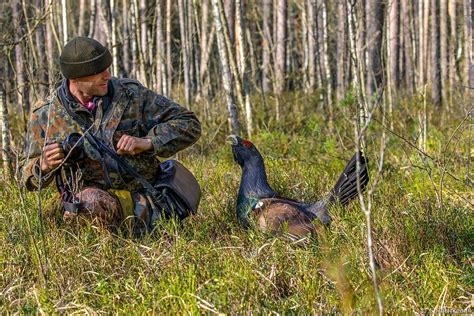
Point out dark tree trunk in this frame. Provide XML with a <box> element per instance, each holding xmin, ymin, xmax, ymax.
<box><xmin>366</xmin><ymin>0</ymin><xmax>384</xmax><ymax>98</ymax></box>
<box><xmin>431</xmin><ymin>0</ymin><xmax>441</xmax><ymax>106</ymax></box>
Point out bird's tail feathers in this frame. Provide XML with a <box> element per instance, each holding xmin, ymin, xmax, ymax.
<box><xmin>330</xmin><ymin>152</ymin><xmax>369</xmax><ymax>206</ymax></box>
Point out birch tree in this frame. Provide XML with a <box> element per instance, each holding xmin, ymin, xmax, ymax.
<box><xmin>155</xmin><ymin>0</ymin><xmax>165</xmax><ymax>95</ymax></box>
<box><xmin>0</xmin><ymin>85</ymin><xmax>11</xmax><ymax>179</ymax></box>
<box><xmin>387</xmin><ymin>0</ymin><xmax>399</xmax><ymax>95</ymax></box>
<box><xmin>61</xmin><ymin>0</ymin><xmax>68</xmax><ymax>44</ymax></box>
<box><xmin>262</xmin><ymin>0</ymin><xmax>272</xmax><ymax>92</ymax></box>
<box><xmin>88</xmin><ymin>0</ymin><xmax>97</xmax><ymax>38</ymax></box>
<box><xmin>448</xmin><ymin>0</ymin><xmax>457</xmax><ymax>99</ymax></box>
<box><xmin>166</xmin><ymin>0</ymin><xmax>173</xmax><ymax>97</ymax></box>
<box><xmin>274</xmin><ymin>0</ymin><xmax>287</xmax><ymax>95</ymax></box>
<box><xmin>305</xmin><ymin>0</ymin><xmax>316</xmax><ymax>92</ymax></box>
<box><xmin>212</xmin><ymin>0</ymin><xmax>240</xmax><ymax>135</ymax></box>
<box><xmin>236</xmin><ymin>0</ymin><xmax>253</xmax><ymax>136</ymax></box>
<box><xmin>178</xmin><ymin>0</ymin><xmax>192</xmax><ymax>105</ymax></box>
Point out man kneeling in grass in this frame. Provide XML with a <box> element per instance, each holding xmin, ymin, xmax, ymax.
<box><xmin>21</xmin><ymin>37</ymin><xmax>201</xmax><ymax>235</ymax></box>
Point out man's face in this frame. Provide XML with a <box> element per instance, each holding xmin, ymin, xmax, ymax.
<box><xmin>71</xmin><ymin>69</ymin><xmax>111</xmax><ymax>97</ymax></box>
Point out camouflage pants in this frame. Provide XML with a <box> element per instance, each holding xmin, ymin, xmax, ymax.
<box><xmin>62</xmin><ymin>187</ymin><xmax>156</xmax><ymax>235</ymax></box>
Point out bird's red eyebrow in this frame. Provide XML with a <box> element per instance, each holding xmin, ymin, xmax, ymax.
<box><xmin>242</xmin><ymin>140</ymin><xmax>253</xmax><ymax>148</ymax></box>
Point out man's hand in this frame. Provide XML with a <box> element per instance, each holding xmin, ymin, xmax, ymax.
<box><xmin>116</xmin><ymin>135</ymin><xmax>153</xmax><ymax>155</ymax></box>
<box><xmin>41</xmin><ymin>142</ymin><xmax>65</xmax><ymax>173</ymax></box>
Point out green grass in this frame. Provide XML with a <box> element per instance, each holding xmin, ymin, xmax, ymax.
<box><xmin>1</xmin><ymin>96</ymin><xmax>472</xmax><ymax>313</ymax></box>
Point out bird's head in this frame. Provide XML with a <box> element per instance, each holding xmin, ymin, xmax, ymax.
<box><xmin>227</xmin><ymin>135</ymin><xmax>264</xmax><ymax>167</ymax></box>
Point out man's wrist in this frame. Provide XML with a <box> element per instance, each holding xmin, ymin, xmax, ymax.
<box><xmin>142</xmin><ymin>137</ymin><xmax>154</xmax><ymax>152</ymax></box>
<box><xmin>33</xmin><ymin>160</ymin><xmax>53</xmax><ymax>180</ymax></box>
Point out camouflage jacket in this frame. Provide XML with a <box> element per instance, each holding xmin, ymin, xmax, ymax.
<box><xmin>22</xmin><ymin>78</ymin><xmax>201</xmax><ymax>192</ymax></box>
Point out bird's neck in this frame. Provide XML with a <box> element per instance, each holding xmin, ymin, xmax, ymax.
<box><xmin>236</xmin><ymin>158</ymin><xmax>276</xmax><ymax>220</ymax></box>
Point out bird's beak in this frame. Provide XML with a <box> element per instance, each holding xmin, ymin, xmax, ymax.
<box><xmin>226</xmin><ymin>135</ymin><xmax>239</xmax><ymax>146</ymax></box>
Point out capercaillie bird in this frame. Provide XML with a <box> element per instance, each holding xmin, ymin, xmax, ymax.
<box><xmin>228</xmin><ymin>135</ymin><xmax>369</xmax><ymax>238</ymax></box>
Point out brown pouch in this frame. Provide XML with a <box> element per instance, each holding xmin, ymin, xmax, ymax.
<box><xmin>153</xmin><ymin>160</ymin><xmax>201</xmax><ymax>219</ymax></box>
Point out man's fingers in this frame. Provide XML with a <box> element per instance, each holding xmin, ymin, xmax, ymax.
<box><xmin>117</xmin><ymin>135</ymin><xmax>132</xmax><ymax>150</ymax></box>
<box><xmin>45</xmin><ymin>147</ymin><xmax>64</xmax><ymax>158</ymax></box>
<box><xmin>49</xmin><ymin>152</ymin><xmax>65</xmax><ymax>161</ymax></box>
<box><xmin>124</xmin><ymin>139</ymin><xmax>136</xmax><ymax>152</ymax></box>
<box><xmin>117</xmin><ymin>135</ymin><xmax>126</xmax><ymax>149</ymax></box>
<box><xmin>117</xmin><ymin>135</ymin><xmax>139</xmax><ymax>154</ymax></box>
<box><xmin>44</xmin><ymin>142</ymin><xmax>61</xmax><ymax>151</ymax></box>
<box><xmin>49</xmin><ymin>158</ymin><xmax>64</xmax><ymax>168</ymax></box>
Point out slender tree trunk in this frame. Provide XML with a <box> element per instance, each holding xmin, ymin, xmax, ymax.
<box><xmin>110</xmin><ymin>0</ymin><xmax>118</xmax><ymax>76</ymax></box>
<box><xmin>187</xmin><ymin>0</ymin><xmax>195</xmax><ymax>97</ymax></box>
<box><xmin>448</xmin><ymin>0</ymin><xmax>457</xmax><ymax>101</ymax></box>
<box><xmin>423</xmin><ymin>0</ymin><xmax>431</xmax><ymax>86</ymax></box>
<box><xmin>178</xmin><ymin>0</ymin><xmax>192</xmax><ymax>105</ymax></box>
<box><xmin>139</xmin><ymin>0</ymin><xmax>148</xmax><ymax>85</ymax></box>
<box><xmin>35</xmin><ymin>0</ymin><xmax>49</xmax><ymax>98</ymax></box>
<box><xmin>307</xmin><ymin>0</ymin><xmax>316</xmax><ymax>92</ymax></box>
<box><xmin>0</xmin><ymin>87</ymin><xmax>12</xmax><ymax>179</ymax></box>
<box><xmin>322</xmin><ymin>0</ymin><xmax>332</xmax><ymax>118</ymax></box>
<box><xmin>431</xmin><ymin>0</ymin><xmax>441</xmax><ymax>106</ymax></box>
<box><xmin>166</xmin><ymin>0</ymin><xmax>173</xmax><ymax>97</ymax></box>
<box><xmin>401</xmin><ymin>0</ymin><xmax>414</xmax><ymax>95</ymax></box>
<box><xmin>440</xmin><ymin>0</ymin><xmax>448</xmax><ymax>103</ymax></box>
<box><xmin>366</xmin><ymin>0</ymin><xmax>384</xmax><ymax>99</ymax></box>
<box><xmin>122</xmin><ymin>0</ymin><xmax>130</xmax><ymax>76</ymax></box>
<box><xmin>388</xmin><ymin>0</ymin><xmax>399</xmax><ymax>94</ymax></box>
<box><xmin>78</xmin><ymin>0</ymin><xmax>86</xmax><ymax>35</ymax></box>
<box><xmin>275</xmin><ymin>0</ymin><xmax>287</xmax><ymax>95</ymax></box>
<box><xmin>262</xmin><ymin>0</ymin><xmax>272</xmax><ymax>92</ymax></box>
<box><xmin>199</xmin><ymin>0</ymin><xmax>214</xmax><ymax>100</ymax></box>
<box><xmin>236</xmin><ymin>0</ymin><xmax>253</xmax><ymax>136</ymax></box>
<box><xmin>61</xmin><ymin>0</ymin><xmax>68</xmax><ymax>44</ymax></box>
<box><xmin>246</xmin><ymin>25</ymin><xmax>258</xmax><ymax>88</ymax></box>
<box><xmin>336</xmin><ymin>0</ymin><xmax>347</xmax><ymax>102</ymax></box>
<box><xmin>156</xmin><ymin>0</ymin><xmax>165</xmax><ymax>94</ymax></box>
<box><xmin>88</xmin><ymin>0</ymin><xmax>97</xmax><ymax>38</ymax></box>
<box><xmin>302</xmin><ymin>1</ymin><xmax>309</xmax><ymax>90</ymax></box>
<box><xmin>11</xmin><ymin>0</ymin><xmax>30</xmax><ymax>127</ymax></box>
<box><xmin>286</xmin><ymin>3</ymin><xmax>294</xmax><ymax>90</ymax></box>
<box><xmin>217</xmin><ymin>0</ymin><xmax>245</xmax><ymax>113</ymax></box>
<box><xmin>212</xmin><ymin>0</ymin><xmax>240</xmax><ymax>135</ymax></box>
<box><xmin>464</xmin><ymin>0</ymin><xmax>473</xmax><ymax>89</ymax></box>
<box><xmin>356</xmin><ymin>0</ymin><xmax>367</xmax><ymax>89</ymax></box>
<box><xmin>464</xmin><ymin>0</ymin><xmax>473</xmax><ymax>179</ymax></box>
<box><xmin>46</xmin><ymin>0</ymin><xmax>57</xmax><ymax>89</ymax></box>
<box><xmin>316</xmin><ymin>1</ymin><xmax>326</xmax><ymax>94</ymax></box>
<box><xmin>224</xmin><ymin>0</ymin><xmax>235</xmax><ymax>44</ymax></box>
<box><xmin>130</xmin><ymin>0</ymin><xmax>139</xmax><ymax>79</ymax></box>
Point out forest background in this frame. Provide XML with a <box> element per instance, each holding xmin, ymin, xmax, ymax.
<box><xmin>0</xmin><ymin>0</ymin><xmax>473</xmax><ymax>313</ymax></box>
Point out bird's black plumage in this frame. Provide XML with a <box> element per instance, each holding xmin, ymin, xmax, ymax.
<box><xmin>228</xmin><ymin>135</ymin><xmax>369</xmax><ymax>237</ymax></box>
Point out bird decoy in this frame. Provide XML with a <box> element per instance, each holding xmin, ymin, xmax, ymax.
<box><xmin>227</xmin><ymin>135</ymin><xmax>369</xmax><ymax>238</ymax></box>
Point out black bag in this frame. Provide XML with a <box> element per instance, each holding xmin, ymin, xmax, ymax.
<box><xmin>152</xmin><ymin>160</ymin><xmax>201</xmax><ymax>220</ymax></box>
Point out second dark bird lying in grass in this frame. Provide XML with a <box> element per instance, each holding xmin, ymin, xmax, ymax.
<box><xmin>228</xmin><ymin>135</ymin><xmax>369</xmax><ymax>238</ymax></box>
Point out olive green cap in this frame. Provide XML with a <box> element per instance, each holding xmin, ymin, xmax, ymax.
<box><xmin>59</xmin><ymin>37</ymin><xmax>112</xmax><ymax>79</ymax></box>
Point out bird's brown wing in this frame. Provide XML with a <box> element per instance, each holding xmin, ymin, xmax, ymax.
<box><xmin>254</xmin><ymin>198</ymin><xmax>315</xmax><ymax>237</ymax></box>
